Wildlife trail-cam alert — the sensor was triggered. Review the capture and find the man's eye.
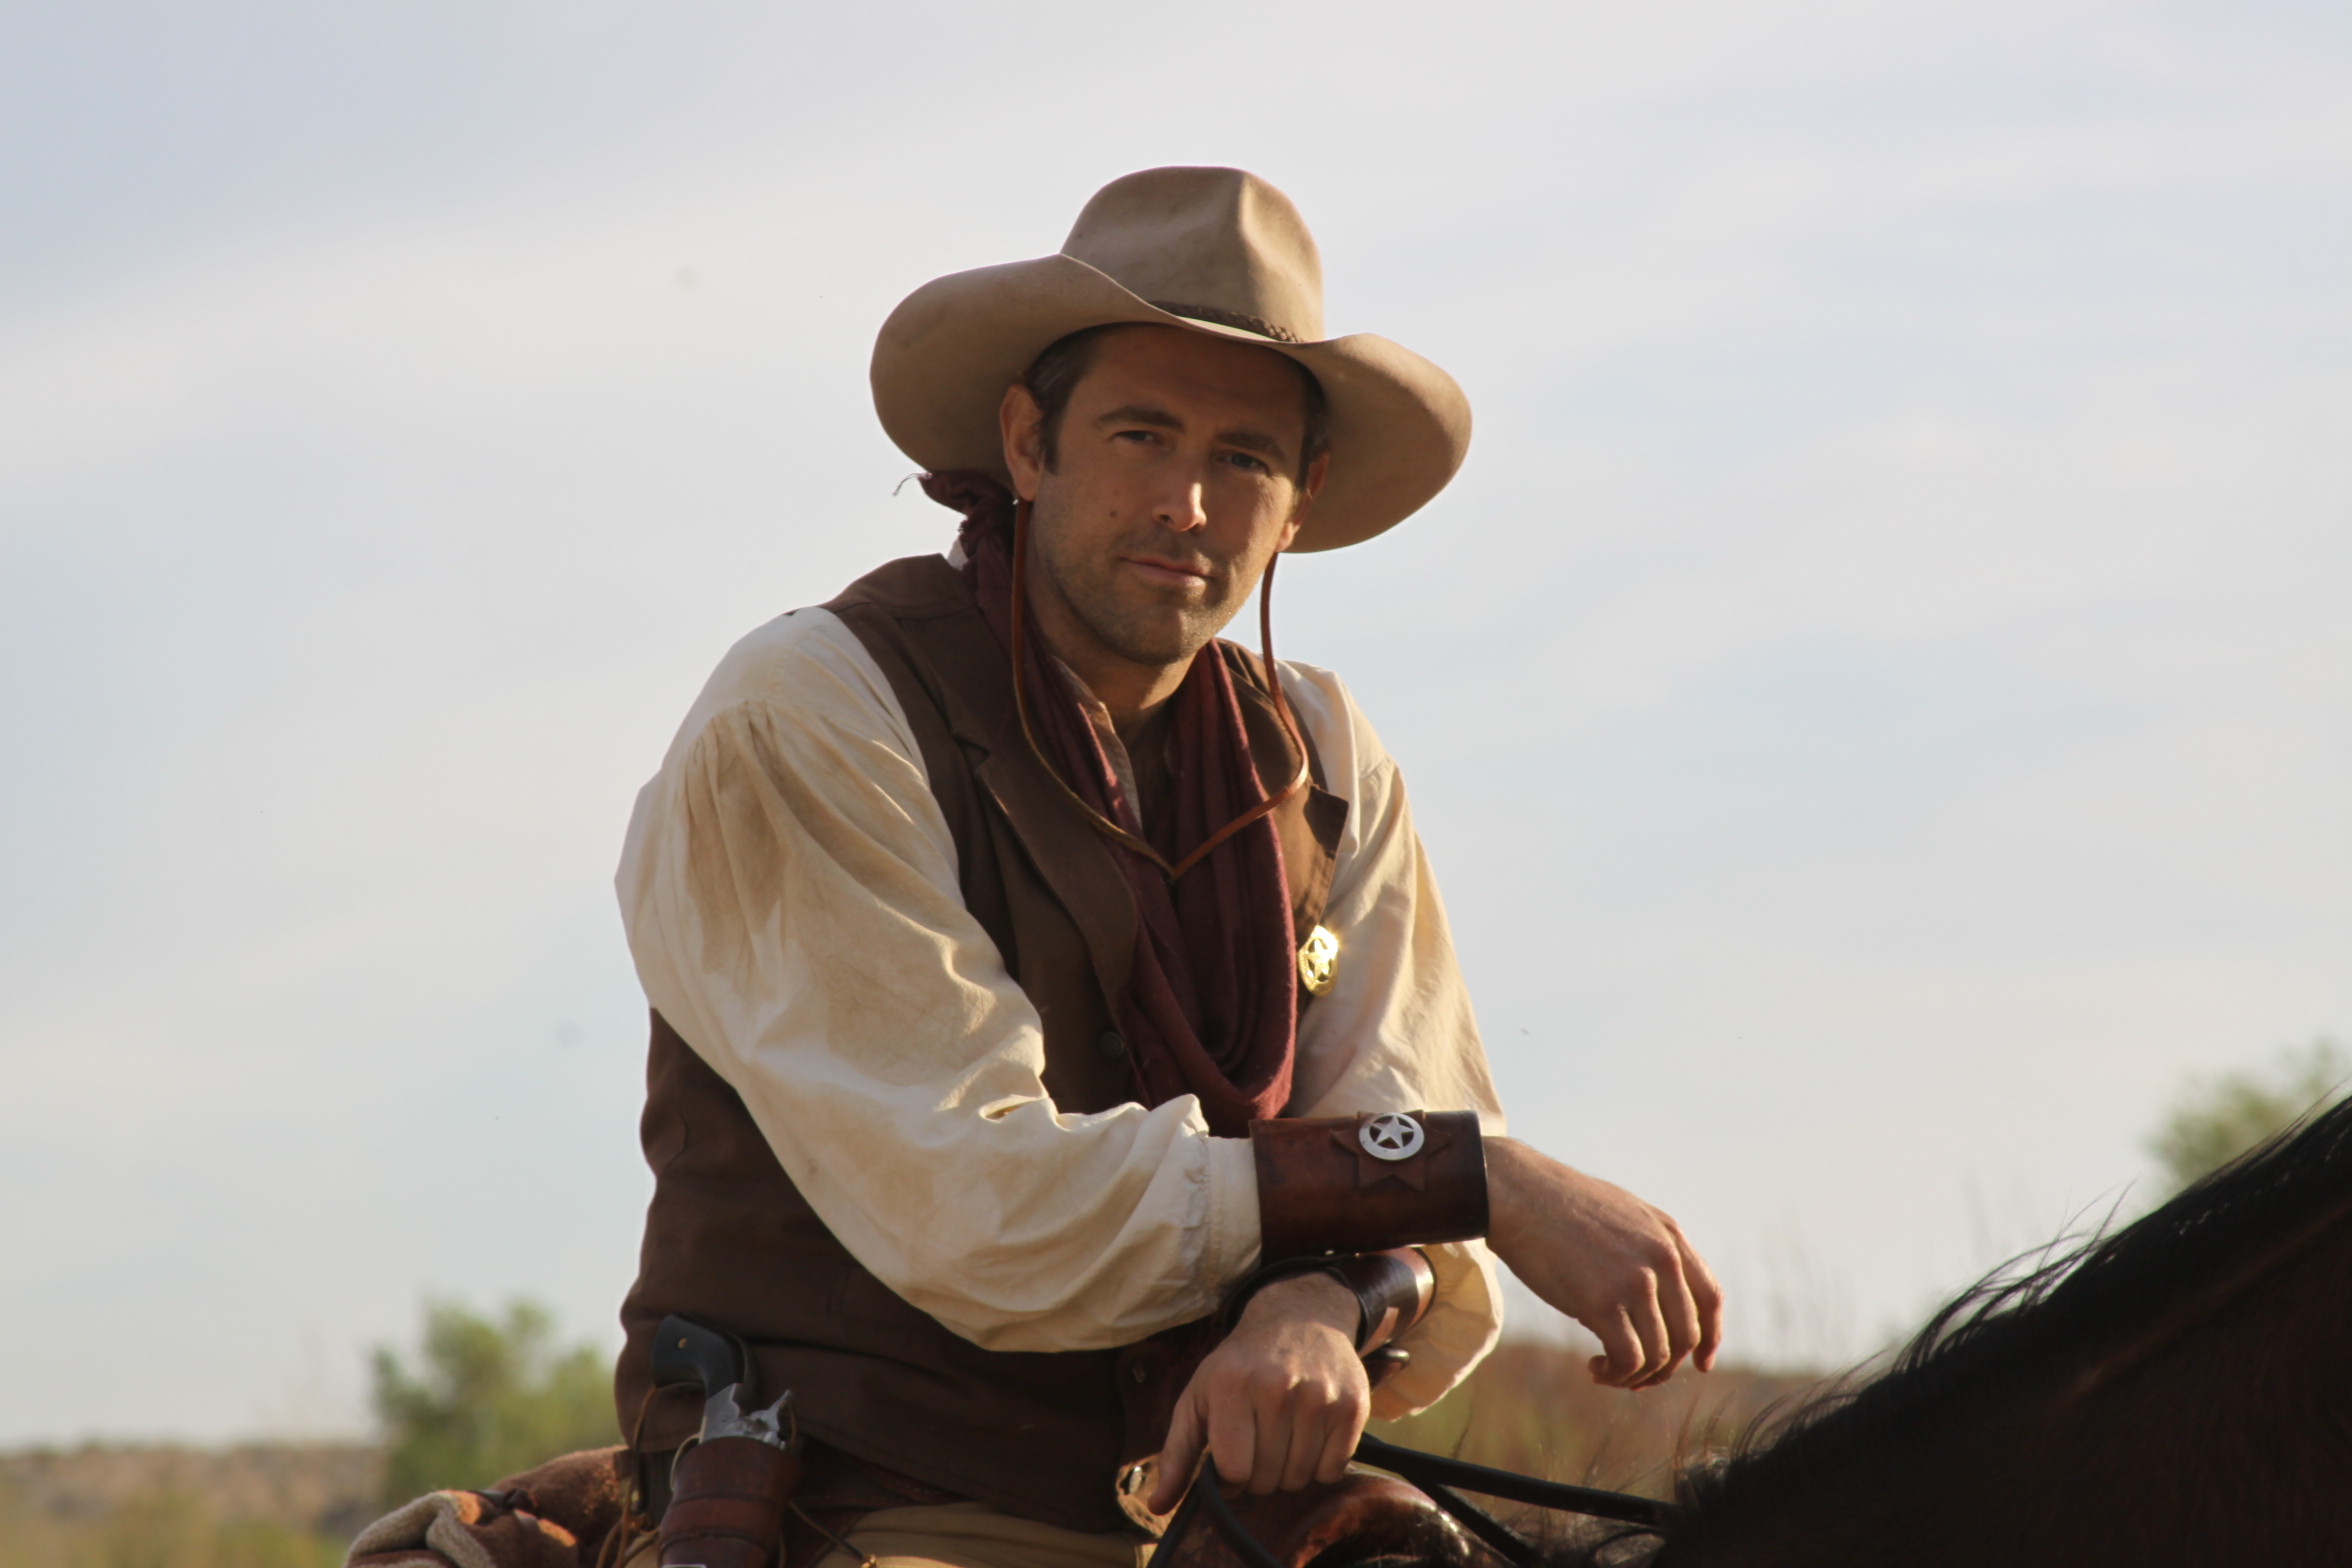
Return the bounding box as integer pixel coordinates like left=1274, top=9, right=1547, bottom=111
left=1223, top=451, right=1271, bottom=473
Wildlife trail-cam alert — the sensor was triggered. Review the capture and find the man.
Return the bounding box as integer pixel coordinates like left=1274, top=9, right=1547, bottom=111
left=613, top=168, right=1722, bottom=1568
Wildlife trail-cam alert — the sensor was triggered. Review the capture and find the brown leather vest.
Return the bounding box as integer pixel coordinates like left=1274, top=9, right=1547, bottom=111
left=614, top=555, right=1348, bottom=1532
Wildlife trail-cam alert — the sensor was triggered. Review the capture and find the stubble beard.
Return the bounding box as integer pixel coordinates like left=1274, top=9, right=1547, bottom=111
left=1028, top=509, right=1242, bottom=672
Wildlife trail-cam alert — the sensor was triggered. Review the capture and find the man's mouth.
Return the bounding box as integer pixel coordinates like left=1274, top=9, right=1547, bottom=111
left=1120, top=554, right=1215, bottom=590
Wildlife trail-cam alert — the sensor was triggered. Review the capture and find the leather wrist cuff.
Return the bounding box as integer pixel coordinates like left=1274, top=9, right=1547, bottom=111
left=1332, top=1247, right=1437, bottom=1352
left=1251, top=1110, right=1488, bottom=1263
left=1220, top=1247, right=1437, bottom=1354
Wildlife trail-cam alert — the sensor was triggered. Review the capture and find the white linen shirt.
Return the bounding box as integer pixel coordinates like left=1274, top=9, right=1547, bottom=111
left=617, top=598, right=1507, bottom=1418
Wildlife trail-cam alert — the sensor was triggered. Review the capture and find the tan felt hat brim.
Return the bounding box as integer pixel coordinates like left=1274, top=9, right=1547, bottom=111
left=870, top=253, right=1471, bottom=552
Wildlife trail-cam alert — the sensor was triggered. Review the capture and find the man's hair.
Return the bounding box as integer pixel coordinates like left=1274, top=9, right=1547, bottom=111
left=1021, top=324, right=1331, bottom=484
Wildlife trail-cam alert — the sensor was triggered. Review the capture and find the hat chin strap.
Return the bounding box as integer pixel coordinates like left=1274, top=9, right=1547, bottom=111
left=1006, top=497, right=1310, bottom=882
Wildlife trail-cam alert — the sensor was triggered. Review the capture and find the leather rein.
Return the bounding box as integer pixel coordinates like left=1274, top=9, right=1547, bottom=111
left=1159, top=1434, right=1674, bottom=1568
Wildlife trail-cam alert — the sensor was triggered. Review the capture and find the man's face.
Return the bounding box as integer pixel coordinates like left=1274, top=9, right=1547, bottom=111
left=1001, top=325, right=1325, bottom=676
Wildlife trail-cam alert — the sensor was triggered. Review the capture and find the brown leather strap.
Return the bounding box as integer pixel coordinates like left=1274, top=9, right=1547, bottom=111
left=1333, top=1248, right=1436, bottom=1351
left=784, top=1506, right=879, bottom=1568
left=1251, top=1112, right=1487, bottom=1262
left=1005, top=498, right=1309, bottom=883
left=1220, top=1248, right=1435, bottom=1353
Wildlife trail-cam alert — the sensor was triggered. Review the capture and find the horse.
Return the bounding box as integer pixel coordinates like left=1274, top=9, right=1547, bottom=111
left=1471, top=1092, right=2352, bottom=1567
left=352, top=1098, right=2352, bottom=1568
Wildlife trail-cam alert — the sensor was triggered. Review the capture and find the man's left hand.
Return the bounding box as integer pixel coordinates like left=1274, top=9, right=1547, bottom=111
left=1148, top=1272, right=1368, bottom=1512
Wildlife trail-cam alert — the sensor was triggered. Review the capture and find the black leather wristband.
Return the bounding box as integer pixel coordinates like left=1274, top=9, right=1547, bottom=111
left=1220, top=1248, right=1435, bottom=1353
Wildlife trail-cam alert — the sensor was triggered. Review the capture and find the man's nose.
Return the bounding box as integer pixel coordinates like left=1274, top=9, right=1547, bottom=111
left=1150, top=468, right=1209, bottom=533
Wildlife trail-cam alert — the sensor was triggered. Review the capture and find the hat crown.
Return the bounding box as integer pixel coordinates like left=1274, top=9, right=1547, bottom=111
left=1060, top=167, right=1326, bottom=344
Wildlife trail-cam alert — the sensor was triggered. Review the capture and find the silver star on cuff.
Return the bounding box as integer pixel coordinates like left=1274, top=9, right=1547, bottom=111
left=1359, top=1112, right=1426, bottom=1162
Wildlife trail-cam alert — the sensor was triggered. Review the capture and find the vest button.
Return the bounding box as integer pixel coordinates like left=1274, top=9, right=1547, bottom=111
left=1097, top=1029, right=1127, bottom=1061
left=1130, top=1362, right=1150, bottom=1384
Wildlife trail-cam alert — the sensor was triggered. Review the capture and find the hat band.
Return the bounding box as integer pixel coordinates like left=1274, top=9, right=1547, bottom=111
left=1149, top=300, right=1300, bottom=345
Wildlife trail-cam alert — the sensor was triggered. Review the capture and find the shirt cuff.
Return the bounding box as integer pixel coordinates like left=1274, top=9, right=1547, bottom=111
left=1205, top=1132, right=1264, bottom=1287
left=1367, top=1238, right=1503, bottom=1420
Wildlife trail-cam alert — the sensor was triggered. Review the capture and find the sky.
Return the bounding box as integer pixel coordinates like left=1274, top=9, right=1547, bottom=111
left=2, top=0, right=2347, bottom=1442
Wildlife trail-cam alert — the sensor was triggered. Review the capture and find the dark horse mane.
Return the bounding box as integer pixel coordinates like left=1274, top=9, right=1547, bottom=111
left=1563, top=1091, right=2352, bottom=1564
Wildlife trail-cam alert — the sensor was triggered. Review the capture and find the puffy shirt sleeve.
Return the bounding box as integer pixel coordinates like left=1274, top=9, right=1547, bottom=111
left=1276, top=660, right=1509, bottom=1419
left=616, top=610, right=1506, bottom=1404
left=618, top=607, right=1261, bottom=1352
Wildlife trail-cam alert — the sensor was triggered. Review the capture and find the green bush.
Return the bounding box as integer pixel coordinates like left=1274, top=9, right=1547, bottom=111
left=2148, top=1038, right=2348, bottom=1197
left=370, top=1299, right=616, bottom=1505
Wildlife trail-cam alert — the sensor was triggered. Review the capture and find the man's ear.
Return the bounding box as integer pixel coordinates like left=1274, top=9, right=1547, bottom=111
left=1280, top=450, right=1331, bottom=542
left=1001, top=384, right=1047, bottom=501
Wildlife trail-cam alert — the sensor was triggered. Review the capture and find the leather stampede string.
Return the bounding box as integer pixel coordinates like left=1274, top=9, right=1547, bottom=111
left=1006, top=496, right=1310, bottom=882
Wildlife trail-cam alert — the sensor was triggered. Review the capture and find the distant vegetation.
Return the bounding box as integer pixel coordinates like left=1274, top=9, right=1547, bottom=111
left=0, top=1443, right=372, bottom=1568
left=0, top=1297, right=618, bottom=1566
left=2147, top=1037, right=2348, bottom=1197
left=0, top=1489, right=338, bottom=1568
left=370, top=1298, right=617, bottom=1505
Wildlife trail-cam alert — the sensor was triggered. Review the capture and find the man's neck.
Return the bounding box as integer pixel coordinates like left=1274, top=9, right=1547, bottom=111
left=1048, top=654, right=1181, bottom=831
left=1080, top=658, right=1186, bottom=746
left=1020, top=569, right=1194, bottom=743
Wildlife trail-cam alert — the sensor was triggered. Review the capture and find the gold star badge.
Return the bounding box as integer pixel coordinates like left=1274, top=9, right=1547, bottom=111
left=1297, top=924, right=1340, bottom=997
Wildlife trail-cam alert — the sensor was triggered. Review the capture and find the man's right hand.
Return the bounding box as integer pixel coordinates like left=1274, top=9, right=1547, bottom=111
left=1148, top=1271, right=1368, bottom=1512
left=1485, top=1137, right=1724, bottom=1390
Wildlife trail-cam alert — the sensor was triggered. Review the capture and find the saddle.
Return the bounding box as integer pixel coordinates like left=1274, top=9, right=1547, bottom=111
left=1157, top=1474, right=1492, bottom=1568
left=342, top=1448, right=1488, bottom=1568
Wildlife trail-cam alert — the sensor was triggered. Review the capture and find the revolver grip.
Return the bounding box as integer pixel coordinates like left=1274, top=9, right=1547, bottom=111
left=651, top=1313, right=755, bottom=1401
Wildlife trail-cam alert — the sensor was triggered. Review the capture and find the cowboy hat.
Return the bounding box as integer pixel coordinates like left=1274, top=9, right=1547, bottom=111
left=869, top=167, right=1471, bottom=552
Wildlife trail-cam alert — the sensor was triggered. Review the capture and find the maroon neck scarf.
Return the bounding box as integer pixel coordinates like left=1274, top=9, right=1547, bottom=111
left=922, top=471, right=1300, bottom=1135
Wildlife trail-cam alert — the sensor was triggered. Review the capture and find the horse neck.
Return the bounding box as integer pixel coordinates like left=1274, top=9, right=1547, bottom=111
left=1655, top=1197, right=2352, bottom=1568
